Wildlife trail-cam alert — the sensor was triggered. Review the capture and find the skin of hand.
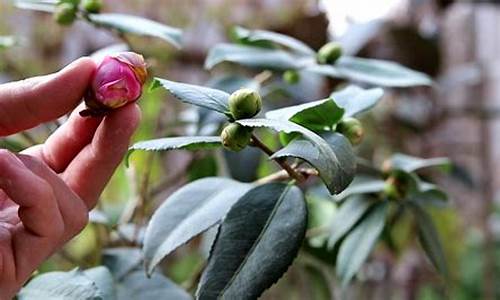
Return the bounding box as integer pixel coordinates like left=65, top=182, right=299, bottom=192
left=0, top=58, right=141, bottom=298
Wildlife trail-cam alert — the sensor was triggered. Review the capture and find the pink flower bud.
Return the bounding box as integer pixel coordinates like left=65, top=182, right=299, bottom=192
left=80, top=51, right=147, bottom=117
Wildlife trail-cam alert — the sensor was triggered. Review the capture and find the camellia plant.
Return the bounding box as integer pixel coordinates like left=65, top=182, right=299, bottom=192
left=9, top=1, right=452, bottom=299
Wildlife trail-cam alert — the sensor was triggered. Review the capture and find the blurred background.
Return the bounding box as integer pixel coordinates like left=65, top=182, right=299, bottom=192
left=1, top=0, right=500, bottom=299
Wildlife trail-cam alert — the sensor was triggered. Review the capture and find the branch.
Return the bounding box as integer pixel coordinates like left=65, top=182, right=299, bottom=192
left=250, top=134, right=305, bottom=182
left=255, top=167, right=318, bottom=185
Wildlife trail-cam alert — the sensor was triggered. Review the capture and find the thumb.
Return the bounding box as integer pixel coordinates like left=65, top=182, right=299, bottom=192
left=0, top=57, right=96, bottom=136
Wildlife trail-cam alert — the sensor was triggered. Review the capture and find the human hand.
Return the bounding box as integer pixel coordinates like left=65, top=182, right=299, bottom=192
left=0, top=58, right=140, bottom=298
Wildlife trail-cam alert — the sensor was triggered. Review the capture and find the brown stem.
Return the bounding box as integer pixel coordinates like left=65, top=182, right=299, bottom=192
left=255, top=168, right=318, bottom=185
left=250, top=134, right=306, bottom=182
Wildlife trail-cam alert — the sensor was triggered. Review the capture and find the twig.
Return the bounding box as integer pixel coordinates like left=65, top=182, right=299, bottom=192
left=250, top=134, right=305, bottom=182
left=254, top=167, right=318, bottom=185
left=254, top=70, right=273, bottom=86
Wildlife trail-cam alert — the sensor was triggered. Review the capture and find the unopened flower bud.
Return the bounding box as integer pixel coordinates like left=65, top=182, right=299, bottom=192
left=228, top=88, right=262, bottom=120
left=337, top=117, right=364, bottom=146
left=54, top=3, right=77, bottom=26
left=80, top=51, right=147, bottom=117
left=82, top=0, right=103, bottom=13
left=283, top=70, right=300, bottom=85
left=317, top=42, right=343, bottom=65
left=221, top=123, right=253, bottom=152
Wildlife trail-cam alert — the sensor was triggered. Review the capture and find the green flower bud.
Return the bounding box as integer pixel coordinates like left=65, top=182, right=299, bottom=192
left=317, top=42, right=343, bottom=64
left=337, top=117, right=364, bottom=145
left=221, top=123, right=253, bottom=152
left=82, top=0, right=102, bottom=13
left=54, top=2, right=77, bottom=26
left=228, top=88, right=262, bottom=120
left=283, top=70, right=300, bottom=85
left=383, top=176, right=400, bottom=200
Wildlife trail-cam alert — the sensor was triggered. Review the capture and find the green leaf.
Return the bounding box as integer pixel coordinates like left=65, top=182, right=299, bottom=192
left=152, top=78, right=230, bottom=115
left=237, top=119, right=354, bottom=194
left=387, top=153, right=451, bottom=173
left=330, top=85, right=384, bottom=118
left=14, top=0, right=56, bottom=13
left=88, top=13, right=182, bottom=48
left=271, top=133, right=355, bottom=195
left=327, top=195, right=376, bottom=249
left=413, top=182, right=448, bottom=206
left=336, top=201, right=388, bottom=284
left=331, top=177, right=386, bottom=202
left=408, top=201, right=448, bottom=276
left=266, top=98, right=345, bottom=131
left=143, top=177, right=252, bottom=274
left=207, top=75, right=261, bottom=94
left=205, top=43, right=305, bottom=70
left=18, top=268, right=102, bottom=299
left=306, top=56, right=432, bottom=87
left=127, top=136, right=221, bottom=166
left=117, top=270, right=191, bottom=300
left=84, top=267, right=116, bottom=300
left=232, top=26, right=315, bottom=55
left=196, top=183, right=307, bottom=300
left=102, top=248, right=143, bottom=279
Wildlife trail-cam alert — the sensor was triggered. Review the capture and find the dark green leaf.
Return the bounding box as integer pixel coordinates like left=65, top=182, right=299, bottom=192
left=143, top=178, right=252, bottom=274
left=196, top=183, right=307, bottom=300
left=331, top=177, right=386, bottom=202
left=266, top=98, right=344, bottom=131
left=117, top=270, right=191, bottom=300
left=387, top=153, right=451, bottom=173
left=18, top=268, right=102, bottom=299
left=152, top=78, right=230, bottom=115
left=336, top=201, right=388, bottom=284
left=205, top=44, right=305, bottom=70
left=88, top=14, right=182, bottom=48
left=271, top=133, right=356, bottom=195
left=232, top=26, right=315, bottom=55
left=127, top=136, right=221, bottom=166
left=408, top=201, right=448, bottom=276
left=327, top=195, right=377, bottom=249
left=306, top=56, right=432, bottom=87
left=236, top=118, right=353, bottom=194
left=330, top=85, right=384, bottom=118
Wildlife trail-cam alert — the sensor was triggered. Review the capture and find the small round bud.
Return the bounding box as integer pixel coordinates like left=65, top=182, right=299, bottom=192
left=82, top=0, right=103, bottom=13
left=317, top=42, right=343, bottom=65
left=337, top=117, right=364, bottom=145
left=54, top=3, right=77, bottom=26
left=228, top=88, right=262, bottom=120
left=383, top=176, right=400, bottom=200
left=221, top=123, right=253, bottom=152
left=283, top=70, right=300, bottom=85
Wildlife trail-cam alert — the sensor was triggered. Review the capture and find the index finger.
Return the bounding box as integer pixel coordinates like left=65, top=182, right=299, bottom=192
left=0, top=57, right=95, bottom=136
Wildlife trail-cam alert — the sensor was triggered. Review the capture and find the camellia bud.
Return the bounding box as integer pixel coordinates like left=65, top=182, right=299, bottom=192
left=82, top=0, right=103, bottom=13
left=221, top=123, right=253, bottom=152
left=80, top=51, right=147, bottom=117
left=283, top=70, right=300, bottom=85
left=53, top=2, right=77, bottom=26
left=228, top=88, right=262, bottom=120
left=317, top=42, right=343, bottom=65
left=336, top=117, right=364, bottom=145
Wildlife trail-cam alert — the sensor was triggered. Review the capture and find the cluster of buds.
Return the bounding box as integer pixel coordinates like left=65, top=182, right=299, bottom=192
left=54, top=0, right=103, bottom=26
left=220, top=88, right=262, bottom=152
left=80, top=51, right=147, bottom=117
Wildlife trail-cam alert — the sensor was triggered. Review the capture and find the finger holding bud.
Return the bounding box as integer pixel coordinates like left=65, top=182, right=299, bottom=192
left=80, top=51, right=147, bottom=117
left=228, top=88, right=262, bottom=120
